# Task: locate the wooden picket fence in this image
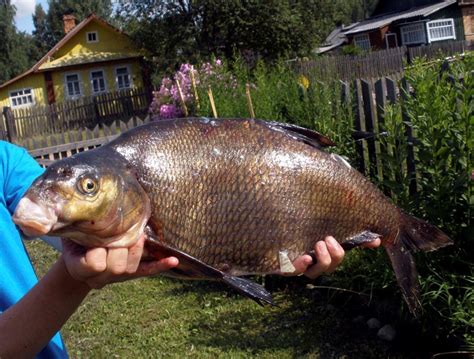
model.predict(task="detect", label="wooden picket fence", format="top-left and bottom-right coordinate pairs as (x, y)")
top-left (296, 47), bottom-right (406, 80)
top-left (0, 87), bottom-right (151, 143)
top-left (27, 115), bottom-right (151, 167)
top-left (295, 40), bottom-right (472, 80)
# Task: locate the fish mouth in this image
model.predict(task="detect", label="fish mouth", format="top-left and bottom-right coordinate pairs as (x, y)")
top-left (13, 197), bottom-right (60, 237)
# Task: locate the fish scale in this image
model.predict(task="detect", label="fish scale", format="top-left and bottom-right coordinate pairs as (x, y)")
top-left (14, 117), bottom-right (452, 313)
top-left (111, 119), bottom-right (399, 275)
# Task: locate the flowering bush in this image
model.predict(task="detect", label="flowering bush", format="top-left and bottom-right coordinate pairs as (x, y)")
top-left (149, 59), bottom-right (238, 120)
top-left (149, 64), bottom-right (196, 119)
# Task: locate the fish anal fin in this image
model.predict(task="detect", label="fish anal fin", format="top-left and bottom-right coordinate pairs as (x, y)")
top-left (145, 234), bottom-right (274, 306)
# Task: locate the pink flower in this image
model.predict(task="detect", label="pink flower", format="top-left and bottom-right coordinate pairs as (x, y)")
top-left (159, 104), bottom-right (183, 119)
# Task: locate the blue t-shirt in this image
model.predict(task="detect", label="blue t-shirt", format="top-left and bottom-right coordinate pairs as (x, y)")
top-left (0, 141), bottom-right (68, 358)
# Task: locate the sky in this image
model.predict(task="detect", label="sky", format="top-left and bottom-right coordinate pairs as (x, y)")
top-left (12, 0), bottom-right (49, 34)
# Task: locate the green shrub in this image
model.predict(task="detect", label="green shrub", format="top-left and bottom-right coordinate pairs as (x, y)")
top-left (192, 55), bottom-right (473, 346)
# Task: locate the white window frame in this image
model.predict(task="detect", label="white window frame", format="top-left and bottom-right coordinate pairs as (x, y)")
top-left (90, 69), bottom-right (107, 94)
top-left (64, 72), bottom-right (82, 99)
top-left (385, 32), bottom-right (398, 48)
top-left (353, 33), bottom-right (371, 51)
top-left (9, 88), bottom-right (35, 108)
top-left (426, 19), bottom-right (456, 43)
top-left (86, 31), bottom-right (98, 43)
top-left (115, 65), bottom-right (132, 90)
top-left (400, 22), bottom-right (427, 45)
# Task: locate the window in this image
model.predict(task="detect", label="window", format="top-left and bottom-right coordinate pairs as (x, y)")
top-left (400, 23), bottom-right (427, 45)
top-left (354, 34), bottom-right (371, 51)
top-left (385, 33), bottom-right (398, 48)
top-left (90, 70), bottom-right (106, 94)
top-left (87, 31), bottom-right (98, 43)
top-left (65, 73), bottom-right (81, 98)
top-left (115, 66), bottom-right (131, 90)
top-left (10, 88), bottom-right (34, 108)
top-left (427, 19), bottom-right (456, 42)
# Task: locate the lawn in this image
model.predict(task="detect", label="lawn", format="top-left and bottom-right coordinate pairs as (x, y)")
top-left (26, 239), bottom-right (448, 358)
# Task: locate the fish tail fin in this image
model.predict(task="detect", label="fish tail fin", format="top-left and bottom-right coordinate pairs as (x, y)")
top-left (222, 275), bottom-right (275, 306)
top-left (384, 240), bottom-right (421, 316)
top-left (385, 213), bottom-right (453, 316)
top-left (399, 212), bottom-right (453, 252)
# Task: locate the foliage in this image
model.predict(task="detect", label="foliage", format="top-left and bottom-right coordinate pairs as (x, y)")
top-left (0, 1), bottom-right (38, 83)
top-left (341, 43), bottom-right (366, 56)
top-left (115, 0), bottom-right (379, 73)
top-left (402, 57), bottom-right (473, 346)
top-left (32, 4), bottom-right (52, 58)
top-left (149, 55), bottom-right (473, 347)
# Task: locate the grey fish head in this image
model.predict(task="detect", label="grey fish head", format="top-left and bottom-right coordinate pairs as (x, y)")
top-left (13, 148), bottom-right (151, 248)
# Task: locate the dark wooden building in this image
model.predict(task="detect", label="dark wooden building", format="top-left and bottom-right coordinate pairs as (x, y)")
top-left (318, 0), bottom-right (474, 53)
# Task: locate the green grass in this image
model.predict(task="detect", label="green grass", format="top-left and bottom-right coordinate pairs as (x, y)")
top-left (25, 239), bottom-right (456, 358)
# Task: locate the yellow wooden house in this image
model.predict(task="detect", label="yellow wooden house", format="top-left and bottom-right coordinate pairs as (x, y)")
top-left (0, 14), bottom-right (150, 109)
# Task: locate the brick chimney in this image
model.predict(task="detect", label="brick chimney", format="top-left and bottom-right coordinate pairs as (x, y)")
top-left (63, 14), bottom-right (76, 34)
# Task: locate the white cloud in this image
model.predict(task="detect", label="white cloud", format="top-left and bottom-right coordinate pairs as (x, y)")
top-left (12, 0), bottom-right (36, 19)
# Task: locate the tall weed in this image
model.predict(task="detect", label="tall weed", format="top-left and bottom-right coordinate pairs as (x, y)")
top-left (192, 55), bottom-right (473, 346)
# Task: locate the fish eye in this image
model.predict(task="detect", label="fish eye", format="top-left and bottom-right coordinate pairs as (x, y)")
top-left (78, 176), bottom-right (99, 195)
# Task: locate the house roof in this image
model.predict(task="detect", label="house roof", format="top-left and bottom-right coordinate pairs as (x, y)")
top-left (316, 23), bottom-right (360, 54)
top-left (38, 52), bottom-right (142, 70)
top-left (344, 0), bottom-right (456, 35)
top-left (0, 14), bottom-right (138, 89)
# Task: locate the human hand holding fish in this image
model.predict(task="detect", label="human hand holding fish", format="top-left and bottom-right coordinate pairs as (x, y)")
top-left (60, 231), bottom-right (357, 290)
top-left (290, 236), bottom-right (381, 278)
top-left (61, 234), bottom-right (179, 289)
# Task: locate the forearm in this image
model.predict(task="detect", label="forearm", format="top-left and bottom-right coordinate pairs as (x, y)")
top-left (0, 256), bottom-right (91, 358)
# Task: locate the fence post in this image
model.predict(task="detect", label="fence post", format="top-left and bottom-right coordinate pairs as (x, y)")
top-left (352, 80), bottom-right (366, 175)
top-left (92, 96), bottom-right (100, 125)
top-left (3, 107), bottom-right (17, 143)
top-left (401, 78), bottom-right (417, 196)
top-left (374, 78), bottom-right (391, 196)
top-left (361, 79), bottom-right (378, 180)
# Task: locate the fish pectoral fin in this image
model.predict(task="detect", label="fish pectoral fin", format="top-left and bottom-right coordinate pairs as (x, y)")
top-left (222, 276), bottom-right (275, 306)
top-left (145, 236), bottom-right (274, 306)
top-left (341, 231), bottom-right (381, 251)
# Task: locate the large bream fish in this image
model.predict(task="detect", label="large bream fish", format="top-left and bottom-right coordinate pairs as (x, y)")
top-left (13, 118), bottom-right (452, 313)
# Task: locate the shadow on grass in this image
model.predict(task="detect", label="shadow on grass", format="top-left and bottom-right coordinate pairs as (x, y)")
top-left (150, 275), bottom-right (453, 359)
top-left (153, 276), bottom-right (426, 359)
top-left (200, 294), bottom-right (389, 357)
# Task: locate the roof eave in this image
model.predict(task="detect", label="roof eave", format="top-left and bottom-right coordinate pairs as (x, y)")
top-left (37, 55), bottom-right (142, 72)
top-left (0, 14), bottom-right (135, 90)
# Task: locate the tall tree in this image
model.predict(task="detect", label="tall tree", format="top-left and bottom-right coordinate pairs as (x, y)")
top-left (116, 0), bottom-right (380, 73)
top-left (0, 1), bottom-right (36, 83)
top-left (0, 0), bottom-right (17, 82)
top-left (43, 0), bottom-right (113, 48)
top-left (32, 4), bottom-right (50, 58)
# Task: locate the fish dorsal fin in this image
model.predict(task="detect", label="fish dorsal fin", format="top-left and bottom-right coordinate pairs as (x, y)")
top-left (265, 121), bottom-right (336, 148)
